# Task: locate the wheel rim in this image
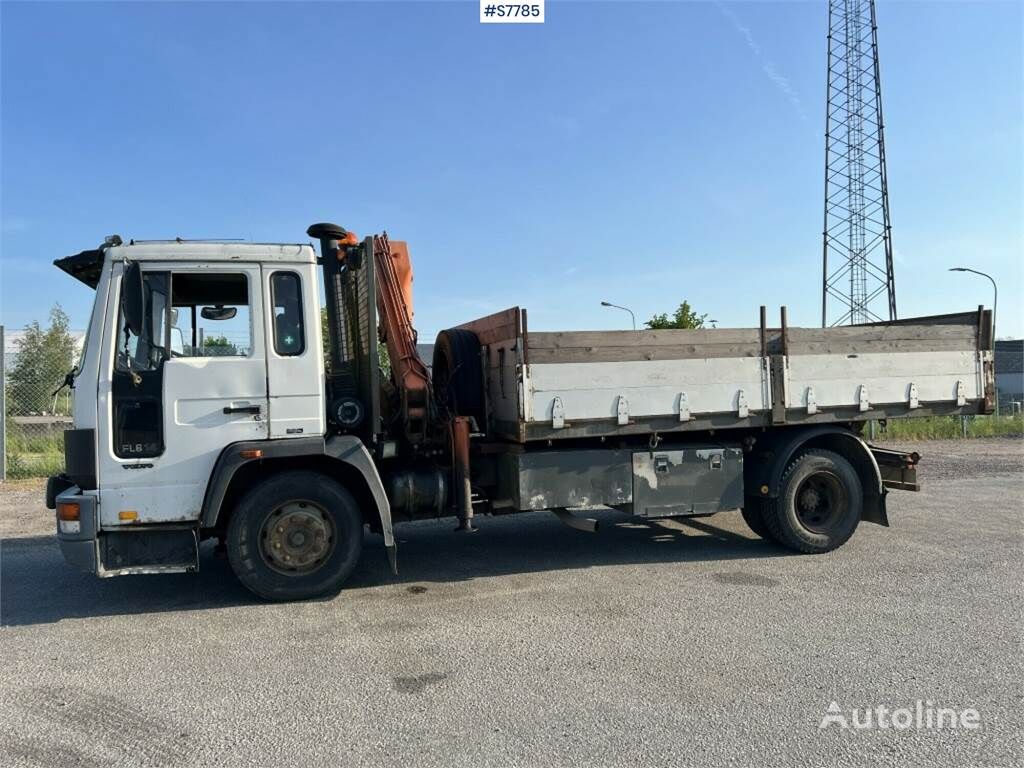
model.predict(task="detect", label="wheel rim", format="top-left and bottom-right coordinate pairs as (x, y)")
top-left (795, 471), bottom-right (847, 534)
top-left (259, 500), bottom-right (336, 575)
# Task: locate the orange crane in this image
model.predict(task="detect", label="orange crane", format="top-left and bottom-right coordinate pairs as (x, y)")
top-left (372, 233), bottom-right (432, 443)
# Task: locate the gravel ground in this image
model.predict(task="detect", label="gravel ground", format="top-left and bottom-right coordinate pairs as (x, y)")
top-left (1, 438), bottom-right (1021, 767)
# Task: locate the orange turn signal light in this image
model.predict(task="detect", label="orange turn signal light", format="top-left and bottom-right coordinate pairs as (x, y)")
top-left (57, 502), bottom-right (81, 521)
top-left (239, 449), bottom-right (263, 459)
top-left (119, 510), bottom-right (138, 522)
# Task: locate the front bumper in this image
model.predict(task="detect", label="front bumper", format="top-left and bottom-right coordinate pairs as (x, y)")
top-left (47, 477), bottom-right (199, 576)
top-left (49, 481), bottom-right (100, 574)
top-left (59, 538), bottom-right (98, 573)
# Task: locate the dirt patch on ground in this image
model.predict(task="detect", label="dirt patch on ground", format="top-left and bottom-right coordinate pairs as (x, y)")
top-left (0, 479), bottom-right (50, 539)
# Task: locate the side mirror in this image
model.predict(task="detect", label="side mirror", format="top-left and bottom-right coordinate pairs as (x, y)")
top-left (201, 305), bottom-right (237, 321)
top-left (122, 262), bottom-right (145, 337)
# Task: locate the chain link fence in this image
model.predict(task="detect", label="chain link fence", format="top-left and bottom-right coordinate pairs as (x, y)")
top-left (2, 319), bottom-right (83, 481)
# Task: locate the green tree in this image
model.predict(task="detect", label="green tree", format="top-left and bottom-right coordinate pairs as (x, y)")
top-left (645, 301), bottom-right (707, 330)
top-left (203, 335), bottom-right (238, 356)
top-left (7, 305), bottom-right (78, 414)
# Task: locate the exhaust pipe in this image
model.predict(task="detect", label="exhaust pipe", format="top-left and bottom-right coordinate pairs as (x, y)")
top-left (307, 222), bottom-right (356, 380)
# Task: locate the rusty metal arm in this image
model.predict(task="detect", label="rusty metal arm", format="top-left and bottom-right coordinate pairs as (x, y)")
top-left (372, 234), bottom-right (433, 442)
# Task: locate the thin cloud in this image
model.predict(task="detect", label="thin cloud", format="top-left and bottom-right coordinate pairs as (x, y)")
top-left (714, 1), bottom-right (808, 122)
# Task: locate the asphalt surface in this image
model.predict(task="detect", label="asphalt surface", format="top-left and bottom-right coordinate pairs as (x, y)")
top-left (1, 438), bottom-right (1022, 767)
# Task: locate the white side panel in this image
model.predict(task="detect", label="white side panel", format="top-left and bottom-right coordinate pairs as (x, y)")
top-left (525, 357), bottom-right (768, 424)
top-left (105, 357), bottom-right (269, 523)
top-left (786, 350), bottom-right (982, 409)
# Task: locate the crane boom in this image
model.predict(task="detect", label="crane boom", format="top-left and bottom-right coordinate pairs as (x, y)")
top-left (373, 233), bottom-right (432, 443)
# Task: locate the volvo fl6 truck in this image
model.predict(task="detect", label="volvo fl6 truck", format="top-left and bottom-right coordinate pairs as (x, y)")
top-left (45, 223), bottom-right (994, 600)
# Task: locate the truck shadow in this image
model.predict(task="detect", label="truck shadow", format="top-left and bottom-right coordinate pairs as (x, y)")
top-left (2, 510), bottom-right (789, 627)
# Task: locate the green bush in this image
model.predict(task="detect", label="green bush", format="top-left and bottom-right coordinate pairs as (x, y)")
top-left (4, 422), bottom-right (65, 478)
top-left (880, 414), bottom-right (1023, 441)
top-left (6, 451), bottom-right (64, 480)
top-left (8, 430), bottom-right (64, 456)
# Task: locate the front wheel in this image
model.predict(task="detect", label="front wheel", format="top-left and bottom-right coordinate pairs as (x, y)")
top-left (226, 471), bottom-right (363, 601)
top-left (763, 449), bottom-right (862, 554)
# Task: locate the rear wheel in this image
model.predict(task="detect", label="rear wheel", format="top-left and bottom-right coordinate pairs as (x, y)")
top-left (226, 471), bottom-right (363, 601)
top-left (763, 449), bottom-right (862, 554)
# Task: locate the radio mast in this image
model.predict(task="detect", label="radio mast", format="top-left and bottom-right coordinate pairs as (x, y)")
top-left (822, 0), bottom-right (896, 326)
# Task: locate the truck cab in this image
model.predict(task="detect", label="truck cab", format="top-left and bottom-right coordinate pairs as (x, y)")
top-left (48, 239), bottom-right (342, 581)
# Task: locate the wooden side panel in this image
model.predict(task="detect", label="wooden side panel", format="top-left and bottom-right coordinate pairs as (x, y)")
top-left (787, 323), bottom-right (977, 355)
top-left (456, 307), bottom-right (521, 347)
top-left (529, 328), bottom-right (764, 362)
top-left (527, 318), bottom-right (982, 362)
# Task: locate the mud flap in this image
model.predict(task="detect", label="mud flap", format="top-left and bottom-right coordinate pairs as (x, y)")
top-left (861, 489), bottom-right (890, 527)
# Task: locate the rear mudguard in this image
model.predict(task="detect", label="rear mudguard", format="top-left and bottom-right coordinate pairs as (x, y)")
top-left (745, 426), bottom-right (888, 526)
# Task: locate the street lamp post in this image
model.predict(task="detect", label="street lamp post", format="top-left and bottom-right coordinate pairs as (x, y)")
top-left (950, 266), bottom-right (999, 415)
top-left (949, 267), bottom-right (997, 340)
top-left (600, 301), bottom-right (636, 331)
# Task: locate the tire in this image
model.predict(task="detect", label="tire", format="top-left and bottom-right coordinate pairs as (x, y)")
top-left (763, 449), bottom-right (862, 554)
top-left (740, 498), bottom-right (775, 541)
top-left (226, 471), bottom-right (363, 601)
top-left (433, 328), bottom-right (484, 425)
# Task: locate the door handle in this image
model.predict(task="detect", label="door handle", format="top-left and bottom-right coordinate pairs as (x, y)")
top-left (223, 405), bottom-right (261, 415)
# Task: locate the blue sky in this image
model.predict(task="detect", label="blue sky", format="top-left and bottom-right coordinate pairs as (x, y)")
top-left (2, 0), bottom-right (1021, 339)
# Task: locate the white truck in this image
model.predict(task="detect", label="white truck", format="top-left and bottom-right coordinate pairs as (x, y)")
top-left (46, 223), bottom-right (995, 600)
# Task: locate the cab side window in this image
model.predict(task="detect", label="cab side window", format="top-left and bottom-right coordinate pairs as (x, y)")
top-left (270, 272), bottom-right (305, 356)
top-left (170, 273), bottom-right (251, 357)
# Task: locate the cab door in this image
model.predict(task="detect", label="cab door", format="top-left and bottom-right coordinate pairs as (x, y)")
top-left (97, 262), bottom-right (269, 526)
top-left (262, 264), bottom-right (325, 439)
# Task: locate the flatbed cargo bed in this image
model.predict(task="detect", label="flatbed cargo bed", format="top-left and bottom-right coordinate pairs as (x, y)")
top-left (458, 307), bottom-right (995, 443)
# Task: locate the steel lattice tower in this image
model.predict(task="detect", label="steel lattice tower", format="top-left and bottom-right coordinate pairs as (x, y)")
top-left (821, 0), bottom-right (896, 326)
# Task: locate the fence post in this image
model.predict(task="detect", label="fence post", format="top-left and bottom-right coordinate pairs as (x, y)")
top-left (1, 324), bottom-right (6, 483)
